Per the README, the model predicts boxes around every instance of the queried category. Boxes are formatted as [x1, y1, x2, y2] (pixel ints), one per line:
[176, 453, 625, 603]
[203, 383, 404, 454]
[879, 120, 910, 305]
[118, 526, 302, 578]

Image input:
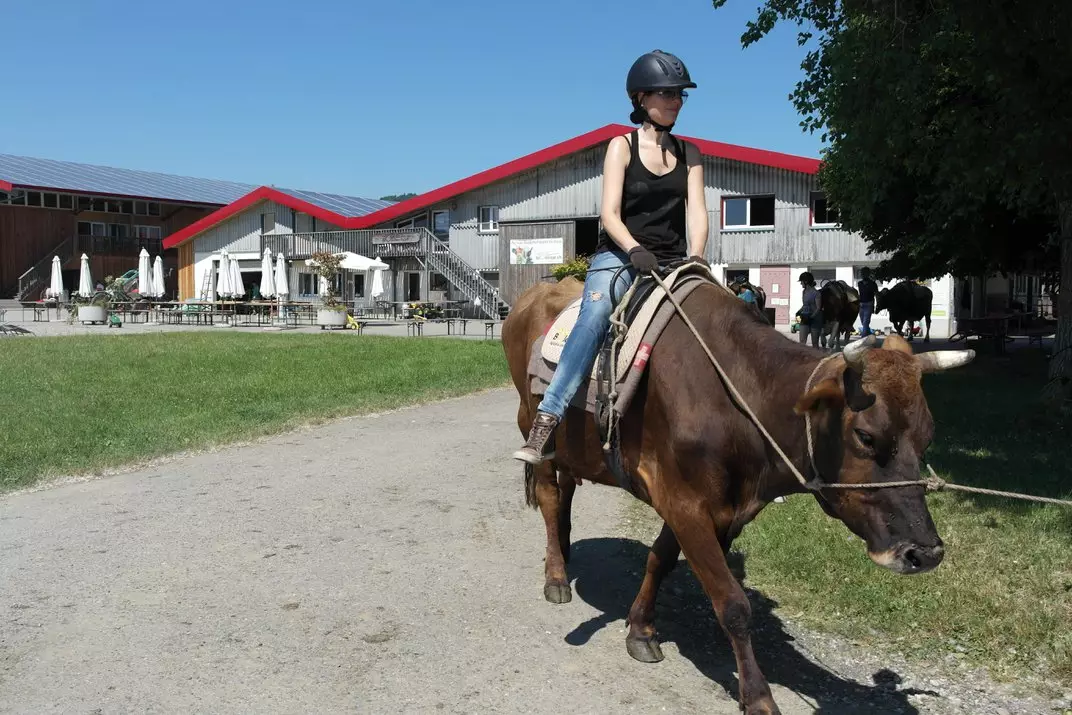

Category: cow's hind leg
[625, 521, 681, 663]
[526, 462, 572, 603]
[924, 314, 932, 343]
[674, 521, 780, 715]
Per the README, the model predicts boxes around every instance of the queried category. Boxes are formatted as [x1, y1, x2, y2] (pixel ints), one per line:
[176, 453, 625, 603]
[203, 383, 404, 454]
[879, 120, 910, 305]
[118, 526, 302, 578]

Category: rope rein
[639, 271, 1072, 509]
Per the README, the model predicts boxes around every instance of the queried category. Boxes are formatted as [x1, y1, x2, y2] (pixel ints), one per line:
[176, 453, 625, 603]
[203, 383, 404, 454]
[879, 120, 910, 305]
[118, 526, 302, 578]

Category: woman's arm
[685, 142, 708, 258]
[599, 135, 640, 253]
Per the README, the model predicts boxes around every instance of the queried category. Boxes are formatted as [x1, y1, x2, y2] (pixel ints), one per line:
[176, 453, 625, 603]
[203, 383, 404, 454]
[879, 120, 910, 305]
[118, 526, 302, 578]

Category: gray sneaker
[512, 411, 559, 464]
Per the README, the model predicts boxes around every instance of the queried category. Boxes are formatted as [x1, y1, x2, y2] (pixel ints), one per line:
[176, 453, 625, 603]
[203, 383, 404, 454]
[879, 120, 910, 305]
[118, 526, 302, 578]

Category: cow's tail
[524, 463, 538, 509]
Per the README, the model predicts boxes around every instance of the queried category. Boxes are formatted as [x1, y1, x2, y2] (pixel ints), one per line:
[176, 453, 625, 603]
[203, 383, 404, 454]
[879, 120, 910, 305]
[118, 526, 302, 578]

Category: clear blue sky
[3, 0, 821, 199]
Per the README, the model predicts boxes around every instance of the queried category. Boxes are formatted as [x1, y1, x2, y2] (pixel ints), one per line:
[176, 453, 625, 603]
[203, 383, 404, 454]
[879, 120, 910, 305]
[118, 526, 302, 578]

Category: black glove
[628, 246, 659, 275]
[686, 255, 707, 266]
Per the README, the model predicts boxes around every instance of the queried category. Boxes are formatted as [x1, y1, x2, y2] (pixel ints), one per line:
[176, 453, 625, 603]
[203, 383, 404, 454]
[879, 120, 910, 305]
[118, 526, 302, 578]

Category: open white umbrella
[259, 247, 276, 299]
[46, 255, 64, 300]
[152, 256, 165, 299]
[230, 255, 245, 298]
[217, 252, 233, 299]
[137, 248, 152, 297]
[76, 253, 93, 298]
[274, 252, 289, 300]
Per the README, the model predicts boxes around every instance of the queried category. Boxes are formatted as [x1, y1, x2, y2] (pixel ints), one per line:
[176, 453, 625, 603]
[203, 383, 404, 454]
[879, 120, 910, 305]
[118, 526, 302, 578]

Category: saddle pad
[540, 264, 714, 378]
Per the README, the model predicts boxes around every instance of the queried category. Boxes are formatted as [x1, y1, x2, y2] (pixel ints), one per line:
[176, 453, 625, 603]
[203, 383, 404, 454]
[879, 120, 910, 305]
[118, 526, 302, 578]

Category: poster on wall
[509, 237, 563, 265]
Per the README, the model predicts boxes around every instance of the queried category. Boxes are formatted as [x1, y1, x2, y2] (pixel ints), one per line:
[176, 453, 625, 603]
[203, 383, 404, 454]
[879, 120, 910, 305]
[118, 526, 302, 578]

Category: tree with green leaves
[379, 193, 417, 202]
[714, 0, 1071, 404]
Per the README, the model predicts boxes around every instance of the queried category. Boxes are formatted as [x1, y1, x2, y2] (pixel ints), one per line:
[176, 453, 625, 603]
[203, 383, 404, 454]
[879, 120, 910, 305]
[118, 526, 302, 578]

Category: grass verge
[0, 332, 509, 490]
[627, 347, 1072, 688]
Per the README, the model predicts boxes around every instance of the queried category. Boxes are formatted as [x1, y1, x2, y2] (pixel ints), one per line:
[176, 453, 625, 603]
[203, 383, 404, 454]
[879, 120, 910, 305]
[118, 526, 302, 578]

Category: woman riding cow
[512, 50, 710, 464]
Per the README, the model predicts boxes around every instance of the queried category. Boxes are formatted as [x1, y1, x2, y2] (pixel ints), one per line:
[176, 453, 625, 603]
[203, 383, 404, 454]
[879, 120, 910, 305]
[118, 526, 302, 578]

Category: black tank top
[596, 129, 689, 261]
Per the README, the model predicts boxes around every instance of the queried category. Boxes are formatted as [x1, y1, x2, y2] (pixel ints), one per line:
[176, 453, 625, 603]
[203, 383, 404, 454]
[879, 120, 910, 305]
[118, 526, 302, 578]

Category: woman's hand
[628, 246, 659, 274]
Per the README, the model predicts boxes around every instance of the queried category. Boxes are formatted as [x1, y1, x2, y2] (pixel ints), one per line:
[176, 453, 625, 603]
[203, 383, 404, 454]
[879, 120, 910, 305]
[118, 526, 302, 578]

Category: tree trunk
[1042, 201, 1072, 406]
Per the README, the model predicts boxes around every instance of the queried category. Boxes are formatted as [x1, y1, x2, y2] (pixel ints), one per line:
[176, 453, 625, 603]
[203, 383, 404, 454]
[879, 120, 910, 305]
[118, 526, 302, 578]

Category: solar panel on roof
[0, 154, 394, 217]
[0, 154, 256, 205]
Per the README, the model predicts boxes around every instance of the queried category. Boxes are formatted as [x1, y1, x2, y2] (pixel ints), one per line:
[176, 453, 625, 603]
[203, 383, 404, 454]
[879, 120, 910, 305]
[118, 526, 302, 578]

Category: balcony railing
[261, 228, 430, 259]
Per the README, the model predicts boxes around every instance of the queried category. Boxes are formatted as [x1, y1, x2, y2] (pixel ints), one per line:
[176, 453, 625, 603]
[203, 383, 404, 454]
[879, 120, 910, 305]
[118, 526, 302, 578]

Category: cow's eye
[854, 429, 875, 449]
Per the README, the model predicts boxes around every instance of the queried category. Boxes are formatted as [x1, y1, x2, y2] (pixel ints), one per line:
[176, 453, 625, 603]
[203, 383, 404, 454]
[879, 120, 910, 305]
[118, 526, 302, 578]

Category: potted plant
[310, 251, 348, 329]
[550, 255, 590, 282]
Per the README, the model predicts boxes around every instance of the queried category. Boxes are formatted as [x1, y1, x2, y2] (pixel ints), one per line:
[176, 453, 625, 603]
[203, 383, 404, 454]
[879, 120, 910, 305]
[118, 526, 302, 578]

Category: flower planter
[317, 309, 348, 329]
[79, 305, 108, 324]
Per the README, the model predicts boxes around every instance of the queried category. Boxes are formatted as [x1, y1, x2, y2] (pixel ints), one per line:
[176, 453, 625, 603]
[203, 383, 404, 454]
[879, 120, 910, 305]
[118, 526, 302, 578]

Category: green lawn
[628, 347, 1072, 688]
[0, 332, 510, 490]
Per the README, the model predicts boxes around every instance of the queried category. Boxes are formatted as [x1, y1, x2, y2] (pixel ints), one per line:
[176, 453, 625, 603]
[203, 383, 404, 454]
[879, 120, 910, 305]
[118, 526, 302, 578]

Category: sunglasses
[650, 89, 688, 102]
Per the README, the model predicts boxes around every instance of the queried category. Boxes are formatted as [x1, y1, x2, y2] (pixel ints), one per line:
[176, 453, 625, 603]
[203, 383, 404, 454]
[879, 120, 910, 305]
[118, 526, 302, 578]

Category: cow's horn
[917, 349, 976, 373]
[841, 335, 877, 369]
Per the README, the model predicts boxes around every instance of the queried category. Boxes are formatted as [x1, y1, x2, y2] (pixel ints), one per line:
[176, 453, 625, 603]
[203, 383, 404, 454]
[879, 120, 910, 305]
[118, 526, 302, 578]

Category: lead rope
[645, 272, 1072, 507]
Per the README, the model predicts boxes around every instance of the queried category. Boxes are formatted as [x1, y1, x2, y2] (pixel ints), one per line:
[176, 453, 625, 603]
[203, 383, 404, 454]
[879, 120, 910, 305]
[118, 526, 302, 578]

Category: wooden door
[760, 265, 791, 325]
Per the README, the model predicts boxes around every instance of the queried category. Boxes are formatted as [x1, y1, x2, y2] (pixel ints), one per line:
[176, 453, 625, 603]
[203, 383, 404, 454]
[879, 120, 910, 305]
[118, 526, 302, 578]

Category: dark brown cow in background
[819, 279, 861, 351]
[502, 275, 975, 715]
[877, 280, 934, 342]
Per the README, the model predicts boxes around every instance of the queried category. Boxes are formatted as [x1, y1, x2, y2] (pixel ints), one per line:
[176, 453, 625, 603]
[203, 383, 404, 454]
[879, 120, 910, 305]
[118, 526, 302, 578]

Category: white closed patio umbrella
[76, 253, 93, 298]
[152, 256, 165, 299]
[274, 252, 289, 300]
[217, 252, 233, 299]
[259, 247, 276, 299]
[46, 255, 64, 300]
[230, 255, 245, 298]
[369, 261, 385, 299]
[137, 248, 152, 297]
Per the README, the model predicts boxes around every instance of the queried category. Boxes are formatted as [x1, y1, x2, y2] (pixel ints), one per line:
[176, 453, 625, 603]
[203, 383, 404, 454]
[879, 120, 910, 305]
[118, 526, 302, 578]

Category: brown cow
[501, 274, 975, 715]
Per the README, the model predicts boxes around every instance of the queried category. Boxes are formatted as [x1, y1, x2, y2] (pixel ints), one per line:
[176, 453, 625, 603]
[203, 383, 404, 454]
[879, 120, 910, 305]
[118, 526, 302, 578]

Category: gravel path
[0, 388, 1063, 714]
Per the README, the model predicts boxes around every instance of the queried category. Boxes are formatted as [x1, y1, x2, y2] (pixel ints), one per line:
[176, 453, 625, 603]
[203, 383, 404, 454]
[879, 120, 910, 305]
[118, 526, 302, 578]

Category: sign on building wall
[372, 231, 422, 245]
[509, 237, 563, 265]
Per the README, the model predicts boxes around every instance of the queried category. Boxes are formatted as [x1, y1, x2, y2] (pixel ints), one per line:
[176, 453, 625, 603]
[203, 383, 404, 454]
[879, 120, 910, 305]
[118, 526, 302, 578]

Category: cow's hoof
[626, 634, 664, 663]
[923, 337, 930, 343]
[543, 581, 572, 604]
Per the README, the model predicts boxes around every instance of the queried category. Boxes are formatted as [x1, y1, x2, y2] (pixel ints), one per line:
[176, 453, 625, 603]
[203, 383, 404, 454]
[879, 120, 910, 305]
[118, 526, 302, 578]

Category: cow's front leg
[673, 519, 781, 715]
[532, 462, 571, 603]
[625, 521, 681, 663]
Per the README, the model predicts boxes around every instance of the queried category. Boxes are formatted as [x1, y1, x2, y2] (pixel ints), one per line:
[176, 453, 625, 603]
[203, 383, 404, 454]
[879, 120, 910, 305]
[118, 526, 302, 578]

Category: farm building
[161, 124, 959, 332]
[0, 154, 258, 301]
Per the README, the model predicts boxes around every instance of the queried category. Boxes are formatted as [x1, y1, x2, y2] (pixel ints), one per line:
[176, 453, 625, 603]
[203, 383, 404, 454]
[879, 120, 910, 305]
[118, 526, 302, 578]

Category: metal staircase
[424, 233, 505, 319]
[16, 237, 74, 301]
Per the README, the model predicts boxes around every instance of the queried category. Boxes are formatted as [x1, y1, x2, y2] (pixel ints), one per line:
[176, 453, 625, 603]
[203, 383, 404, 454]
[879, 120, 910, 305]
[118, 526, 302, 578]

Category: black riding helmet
[626, 50, 696, 131]
[799, 271, 815, 285]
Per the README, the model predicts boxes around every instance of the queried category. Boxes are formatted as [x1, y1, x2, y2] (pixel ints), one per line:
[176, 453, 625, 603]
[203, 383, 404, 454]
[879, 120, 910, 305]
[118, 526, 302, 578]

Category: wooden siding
[191, 200, 331, 255]
[178, 243, 194, 300]
[0, 202, 214, 296]
[499, 221, 575, 306]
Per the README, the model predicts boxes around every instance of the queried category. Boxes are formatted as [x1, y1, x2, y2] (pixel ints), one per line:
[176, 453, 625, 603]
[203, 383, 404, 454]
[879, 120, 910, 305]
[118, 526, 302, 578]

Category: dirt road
[0, 389, 1011, 714]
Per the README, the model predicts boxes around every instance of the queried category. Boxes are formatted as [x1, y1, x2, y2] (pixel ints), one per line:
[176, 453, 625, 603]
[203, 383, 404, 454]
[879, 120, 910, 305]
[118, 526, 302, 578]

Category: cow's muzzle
[868, 542, 945, 574]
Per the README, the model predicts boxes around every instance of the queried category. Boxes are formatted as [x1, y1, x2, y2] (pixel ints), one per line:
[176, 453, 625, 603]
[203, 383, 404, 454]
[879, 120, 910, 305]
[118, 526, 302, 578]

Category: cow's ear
[793, 378, 846, 414]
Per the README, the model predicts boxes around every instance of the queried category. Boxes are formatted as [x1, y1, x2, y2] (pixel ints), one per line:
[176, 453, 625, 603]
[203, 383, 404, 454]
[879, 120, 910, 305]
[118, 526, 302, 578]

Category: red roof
[0, 179, 12, 193]
[163, 124, 821, 250]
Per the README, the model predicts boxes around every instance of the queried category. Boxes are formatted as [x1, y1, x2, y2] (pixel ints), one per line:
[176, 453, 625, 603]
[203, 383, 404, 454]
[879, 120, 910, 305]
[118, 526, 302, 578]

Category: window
[148, 202, 161, 216]
[353, 274, 365, 297]
[261, 212, 276, 234]
[396, 213, 429, 230]
[811, 192, 841, 226]
[135, 225, 162, 240]
[135, 201, 148, 215]
[43, 193, 58, 208]
[108, 223, 129, 238]
[26, 191, 41, 207]
[722, 196, 775, 229]
[0, 192, 7, 204]
[298, 272, 317, 296]
[478, 205, 499, 233]
[77, 221, 107, 236]
[432, 210, 450, 238]
[58, 194, 73, 210]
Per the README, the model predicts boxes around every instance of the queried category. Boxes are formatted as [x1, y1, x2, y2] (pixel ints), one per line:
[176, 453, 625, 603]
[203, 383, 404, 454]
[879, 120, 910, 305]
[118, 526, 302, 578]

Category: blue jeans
[859, 301, 874, 336]
[538, 249, 636, 418]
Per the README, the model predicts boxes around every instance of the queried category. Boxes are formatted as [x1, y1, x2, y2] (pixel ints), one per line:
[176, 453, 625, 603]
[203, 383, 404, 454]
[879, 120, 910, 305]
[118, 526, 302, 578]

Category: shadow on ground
[560, 537, 938, 714]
